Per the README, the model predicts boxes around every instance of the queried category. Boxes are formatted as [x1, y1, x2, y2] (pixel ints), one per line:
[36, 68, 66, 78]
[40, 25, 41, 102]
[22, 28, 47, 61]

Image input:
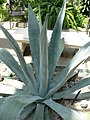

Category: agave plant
[0, 0, 90, 120]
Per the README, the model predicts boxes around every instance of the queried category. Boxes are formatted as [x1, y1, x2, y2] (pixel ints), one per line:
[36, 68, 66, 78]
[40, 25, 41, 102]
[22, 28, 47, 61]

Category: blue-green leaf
[44, 99, 84, 120]
[27, 110, 35, 120]
[0, 49, 38, 95]
[18, 103, 36, 120]
[28, 4, 40, 82]
[39, 15, 48, 97]
[53, 76, 90, 100]
[47, 41, 90, 97]
[0, 25, 35, 84]
[0, 94, 43, 120]
[26, 63, 37, 85]
[48, 38, 64, 80]
[0, 98, 6, 108]
[45, 107, 51, 120]
[48, 0, 66, 80]
[0, 49, 28, 85]
[63, 92, 90, 100]
[34, 104, 45, 120]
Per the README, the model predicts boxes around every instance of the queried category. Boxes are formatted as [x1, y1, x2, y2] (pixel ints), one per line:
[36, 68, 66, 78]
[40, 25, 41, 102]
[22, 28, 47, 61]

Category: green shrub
[81, 0, 90, 17]
[0, 6, 9, 21]
[63, 1, 87, 29]
[30, 0, 87, 29]
[0, 0, 6, 5]
[0, 0, 90, 119]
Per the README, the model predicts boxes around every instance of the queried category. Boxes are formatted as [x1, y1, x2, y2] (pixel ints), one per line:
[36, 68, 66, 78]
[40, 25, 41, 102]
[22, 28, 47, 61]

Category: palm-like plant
[0, 0, 90, 120]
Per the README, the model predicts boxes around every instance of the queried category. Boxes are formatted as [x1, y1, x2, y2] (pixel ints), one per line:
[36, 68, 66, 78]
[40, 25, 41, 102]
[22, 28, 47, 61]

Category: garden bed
[0, 48, 90, 119]
[0, 60, 90, 120]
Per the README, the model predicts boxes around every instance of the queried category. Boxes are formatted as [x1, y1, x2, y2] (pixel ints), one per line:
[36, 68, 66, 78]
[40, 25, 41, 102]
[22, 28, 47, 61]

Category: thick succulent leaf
[48, 0, 66, 80]
[26, 63, 37, 85]
[45, 107, 51, 120]
[47, 41, 90, 97]
[53, 76, 90, 100]
[46, 63, 81, 98]
[0, 98, 6, 108]
[27, 110, 35, 120]
[26, 63, 39, 93]
[0, 94, 43, 120]
[0, 26, 35, 84]
[18, 103, 36, 120]
[0, 49, 38, 95]
[34, 104, 45, 120]
[0, 49, 28, 85]
[39, 15, 48, 97]
[63, 92, 90, 100]
[28, 4, 40, 81]
[44, 99, 84, 120]
[48, 38, 64, 80]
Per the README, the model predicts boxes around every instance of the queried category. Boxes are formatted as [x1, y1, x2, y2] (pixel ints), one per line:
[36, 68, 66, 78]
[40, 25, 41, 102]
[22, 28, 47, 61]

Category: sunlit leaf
[39, 15, 48, 97]
[53, 76, 90, 99]
[44, 99, 84, 120]
[47, 41, 90, 97]
[0, 95, 42, 120]
[18, 103, 36, 120]
[0, 26, 33, 80]
[28, 4, 40, 82]
[34, 104, 45, 120]
[48, 0, 66, 80]
[0, 49, 28, 85]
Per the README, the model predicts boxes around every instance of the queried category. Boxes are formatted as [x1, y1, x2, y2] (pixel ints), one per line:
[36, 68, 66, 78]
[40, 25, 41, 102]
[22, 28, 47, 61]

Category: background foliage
[0, 0, 89, 29]
[0, 0, 6, 5]
[25, 0, 88, 29]
[63, 1, 86, 29]
[0, 0, 9, 22]
[81, 0, 90, 17]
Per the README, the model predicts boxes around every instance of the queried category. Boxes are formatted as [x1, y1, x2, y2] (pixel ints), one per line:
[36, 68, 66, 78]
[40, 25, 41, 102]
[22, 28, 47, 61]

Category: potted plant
[0, 0, 90, 119]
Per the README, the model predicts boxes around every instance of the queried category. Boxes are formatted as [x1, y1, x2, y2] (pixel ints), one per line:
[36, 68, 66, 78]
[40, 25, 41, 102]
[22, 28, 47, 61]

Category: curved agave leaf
[0, 49, 38, 94]
[27, 110, 35, 120]
[45, 107, 52, 120]
[44, 99, 84, 120]
[0, 94, 42, 120]
[26, 63, 36, 83]
[0, 49, 28, 85]
[39, 15, 48, 97]
[48, 0, 66, 80]
[48, 38, 64, 80]
[28, 4, 40, 82]
[34, 104, 45, 120]
[0, 26, 35, 84]
[45, 106, 55, 120]
[26, 64, 39, 92]
[53, 76, 90, 99]
[17, 103, 36, 120]
[63, 92, 90, 100]
[47, 41, 90, 97]
[0, 98, 6, 108]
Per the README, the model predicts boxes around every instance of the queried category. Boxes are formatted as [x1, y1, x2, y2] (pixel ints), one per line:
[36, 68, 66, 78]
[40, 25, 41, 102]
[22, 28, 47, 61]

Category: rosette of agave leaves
[0, 0, 90, 120]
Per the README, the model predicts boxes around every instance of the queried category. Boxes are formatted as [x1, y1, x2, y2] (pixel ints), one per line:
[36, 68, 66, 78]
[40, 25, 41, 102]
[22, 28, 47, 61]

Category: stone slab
[0, 28, 90, 49]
